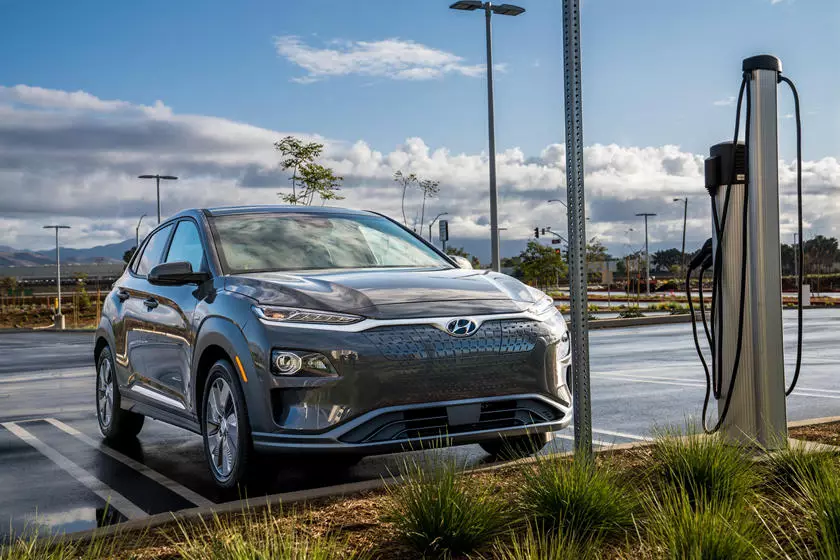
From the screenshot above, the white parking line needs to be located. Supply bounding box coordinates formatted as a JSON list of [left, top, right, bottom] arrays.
[[0, 405, 90, 420], [552, 433, 614, 448], [0, 370, 90, 385], [45, 418, 213, 509], [1, 421, 146, 520], [592, 428, 652, 442], [597, 374, 703, 389]]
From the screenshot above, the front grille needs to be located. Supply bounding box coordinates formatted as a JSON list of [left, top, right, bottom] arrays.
[[339, 398, 562, 444], [364, 319, 540, 361]]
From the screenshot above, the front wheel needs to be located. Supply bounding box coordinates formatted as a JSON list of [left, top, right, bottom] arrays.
[[479, 432, 551, 460], [97, 346, 144, 441], [202, 360, 254, 489]]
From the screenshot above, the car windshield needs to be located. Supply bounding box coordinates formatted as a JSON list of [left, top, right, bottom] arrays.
[[212, 213, 452, 274]]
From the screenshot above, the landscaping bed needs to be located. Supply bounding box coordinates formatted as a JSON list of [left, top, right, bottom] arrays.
[[791, 420, 840, 448], [5, 431, 840, 559]]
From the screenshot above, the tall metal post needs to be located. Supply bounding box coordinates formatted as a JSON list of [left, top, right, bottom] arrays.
[[679, 198, 688, 273], [43, 225, 70, 330], [484, 4, 500, 272], [636, 213, 656, 296], [562, 0, 591, 460], [744, 55, 787, 447], [156, 176, 161, 224]]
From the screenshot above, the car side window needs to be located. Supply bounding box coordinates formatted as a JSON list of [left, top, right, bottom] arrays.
[[135, 224, 174, 277], [165, 220, 206, 272]]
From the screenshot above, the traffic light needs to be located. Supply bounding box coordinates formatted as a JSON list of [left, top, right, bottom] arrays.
[[555, 248, 562, 255], [534, 228, 539, 238]]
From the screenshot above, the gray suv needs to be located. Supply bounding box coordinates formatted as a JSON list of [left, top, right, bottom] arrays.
[[95, 206, 572, 488]]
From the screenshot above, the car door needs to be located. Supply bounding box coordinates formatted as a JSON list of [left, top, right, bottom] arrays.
[[136, 218, 209, 414], [117, 223, 179, 410]]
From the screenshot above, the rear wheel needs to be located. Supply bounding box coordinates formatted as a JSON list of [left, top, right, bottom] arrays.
[[96, 346, 144, 441], [479, 432, 551, 460], [202, 360, 254, 489]]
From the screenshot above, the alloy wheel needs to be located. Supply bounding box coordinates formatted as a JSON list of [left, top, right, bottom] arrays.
[[97, 359, 114, 427], [205, 377, 239, 479]]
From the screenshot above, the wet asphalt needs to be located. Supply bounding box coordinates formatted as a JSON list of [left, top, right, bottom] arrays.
[[1, 309, 839, 538]]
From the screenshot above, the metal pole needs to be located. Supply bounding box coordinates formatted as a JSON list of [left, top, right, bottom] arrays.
[[793, 233, 799, 281], [644, 216, 650, 296], [484, 4, 500, 273], [156, 176, 161, 224], [55, 228, 60, 315], [745, 55, 786, 447], [681, 198, 688, 274], [562, 0, 591, 460]]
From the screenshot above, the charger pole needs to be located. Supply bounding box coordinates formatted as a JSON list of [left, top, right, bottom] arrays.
[[743, 55, 787, 447]]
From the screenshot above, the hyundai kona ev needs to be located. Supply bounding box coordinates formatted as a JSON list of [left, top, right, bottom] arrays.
[[95, 206, 572, 488]]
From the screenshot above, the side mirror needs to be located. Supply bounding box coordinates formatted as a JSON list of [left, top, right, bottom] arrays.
[[450, 255, 473, 270], [148, 262, 210, 286]]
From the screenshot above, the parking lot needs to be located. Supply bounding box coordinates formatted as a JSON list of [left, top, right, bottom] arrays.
[[2, 308, 839, 538]]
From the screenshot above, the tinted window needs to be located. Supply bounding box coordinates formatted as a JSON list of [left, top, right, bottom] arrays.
[[165, 220, 205, 272], [211, 213, 449, 274], [135, 224, 173, 277]]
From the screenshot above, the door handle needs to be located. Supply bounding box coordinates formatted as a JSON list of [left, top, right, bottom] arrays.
[[143, 297, 159, 309], [117, 289, 130, 302]]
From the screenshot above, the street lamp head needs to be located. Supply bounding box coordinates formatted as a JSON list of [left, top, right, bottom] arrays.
[[450, 0, 483, 10], [159, 175, 178, 180], [43, 225, 71, 229], [492, 3, 526, 15], [138, 175, 155, 179]]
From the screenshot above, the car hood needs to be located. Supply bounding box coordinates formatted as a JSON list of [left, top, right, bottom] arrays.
[[224, 268, 539, 319]]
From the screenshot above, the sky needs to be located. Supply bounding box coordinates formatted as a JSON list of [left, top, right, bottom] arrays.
[[0, 0, 838, 261]]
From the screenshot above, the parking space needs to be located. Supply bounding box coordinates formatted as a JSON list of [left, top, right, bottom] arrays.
[[2, 308, 837, 538]]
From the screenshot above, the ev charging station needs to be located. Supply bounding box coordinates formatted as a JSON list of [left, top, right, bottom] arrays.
[[688, 55, 805, 449]]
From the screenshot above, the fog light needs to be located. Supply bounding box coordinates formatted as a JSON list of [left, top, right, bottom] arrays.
[[273, 351, 302, 375]]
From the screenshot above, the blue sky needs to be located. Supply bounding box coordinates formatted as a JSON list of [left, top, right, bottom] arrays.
[[0, 0, 837, 258]]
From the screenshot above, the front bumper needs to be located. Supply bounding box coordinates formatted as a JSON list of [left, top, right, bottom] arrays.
[[241, 314, 572, 452], [252, 393, 571, 453]]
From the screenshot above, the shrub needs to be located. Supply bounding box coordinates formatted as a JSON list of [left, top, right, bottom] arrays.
[[649, 428, 756, 508], [519, 457, 636, 546], [172, 506, 366, 560], [384, 453, 511, 557], [0, 529, 120, 560], [494, 523, 595, 560], [618, 306, 645, 319], [804, 475, 840, 559], [763, 441, 839, 495], [645, 486, 763, 559]]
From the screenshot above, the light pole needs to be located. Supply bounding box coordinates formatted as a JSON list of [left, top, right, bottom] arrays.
[[138, 174, 178, 223], [673, 197, 688, 275], [635, 213, 656, 296], [428, 212, 449, 242], [135, 214, 147, 249], [548, 198, 567, 208], [793, 233, 799, 281], [43, 225, 71, 329], [450, 1, 525, 272]]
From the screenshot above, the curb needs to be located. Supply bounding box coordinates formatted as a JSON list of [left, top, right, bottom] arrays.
[[589, 313, 699, 329], [788, 416, 840, 428]]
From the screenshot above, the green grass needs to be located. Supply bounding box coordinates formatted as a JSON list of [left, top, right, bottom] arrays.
[[0, 530, 122, 560], [493, 523, 596, 560], [763, 441, 839, 495], [383, 453, 511, 557], [649, 429, 756, 508], [171, 506, 365, 560], [804, 476, 840, 560], [645, 486, 763, 560], [518, 457, 637, 546]]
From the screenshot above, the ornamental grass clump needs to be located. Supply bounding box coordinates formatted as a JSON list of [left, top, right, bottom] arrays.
[[804, 475, 840, 559], [494, 523, 596, 560], [384, 453, 511, 558], [763, 441, 839, 495], [649, 428, 756, 508], [172, 506, 366, 560], [519, 456, 637, 547], [645, 486, 763, 560]]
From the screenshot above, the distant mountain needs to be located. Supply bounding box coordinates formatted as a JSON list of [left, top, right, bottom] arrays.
[[0, 239, 134, 266]]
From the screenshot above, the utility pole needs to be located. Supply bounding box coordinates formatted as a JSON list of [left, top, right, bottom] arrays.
[[43, 225, 71, 330], [138, 175, 178, 223], [135, 214, 147, 249], [449, 1, 525, 272], [429, 212, 449, 243], [636, 213, 657, 296], [674, 197, 688, 275]]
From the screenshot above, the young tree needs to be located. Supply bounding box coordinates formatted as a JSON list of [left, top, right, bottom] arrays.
[[393, 170, 418, 226], [275, 136, 334, 205], [417, 179, 440, 234], [299, 163, 344, 206], [651, 248, 683, 271], [445, 246, 471, 258]]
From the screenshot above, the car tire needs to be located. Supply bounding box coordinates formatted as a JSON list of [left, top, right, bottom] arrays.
[[201, 359, 254, 490], [97, 346, 144, 441], [479, 432, 551, 460]]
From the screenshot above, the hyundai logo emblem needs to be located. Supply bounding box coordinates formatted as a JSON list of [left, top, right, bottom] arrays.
[[446, 318, 478, 337]]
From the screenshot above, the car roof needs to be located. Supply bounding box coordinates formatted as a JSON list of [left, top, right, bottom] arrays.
[[170, 205, 377, 220]]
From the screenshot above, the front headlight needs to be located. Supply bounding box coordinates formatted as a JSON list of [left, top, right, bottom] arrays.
[[528, 292, 557, 317], [253, 305, 363, 325]]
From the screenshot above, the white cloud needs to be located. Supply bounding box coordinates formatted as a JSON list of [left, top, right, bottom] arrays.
[[0, 84, 837, 259], [713, 96, 736, 107], [273, 36, 491, 82]]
